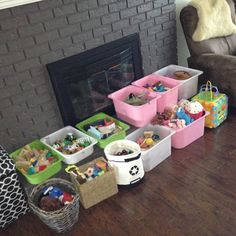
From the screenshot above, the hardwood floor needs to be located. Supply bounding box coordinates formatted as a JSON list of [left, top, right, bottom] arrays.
[[1, 113, 236, 236]]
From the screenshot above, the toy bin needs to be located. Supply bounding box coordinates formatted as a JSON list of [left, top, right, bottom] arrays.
[[10, 140, 63, 185], [40, 126, 97, 164], [108, 85, 160, 127], [76, 112, 129, 149], [104, 140, 144, 186], [155, 64, 203, 100], [125, 125, 175, 172], [69, 157, 118, 209], [132, 74, 180, 113], [170, 111, 209, 149]]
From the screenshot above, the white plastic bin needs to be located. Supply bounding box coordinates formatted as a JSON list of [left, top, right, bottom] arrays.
[[125, 125, 175, 172], [155, 65, 203, 99], [104, 140, 144, 186], [40, 126, 97, 164]]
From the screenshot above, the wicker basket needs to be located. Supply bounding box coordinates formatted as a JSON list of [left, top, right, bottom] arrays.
[[70, 157, 118, 209], [28, 178, 80, 233]]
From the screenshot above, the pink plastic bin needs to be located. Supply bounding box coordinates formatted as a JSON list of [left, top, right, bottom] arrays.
[[108, 85, 160, 127], [171, 111, 209, 149], [132, 74, 181, 113]]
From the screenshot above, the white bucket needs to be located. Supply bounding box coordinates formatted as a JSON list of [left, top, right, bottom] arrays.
[[104, 140, 144, 186]]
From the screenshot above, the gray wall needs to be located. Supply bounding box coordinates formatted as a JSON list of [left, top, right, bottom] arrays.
[[0, 0, 177, 152]]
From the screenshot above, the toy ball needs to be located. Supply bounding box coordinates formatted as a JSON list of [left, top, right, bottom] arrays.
[[152, 134, 159, 141], [146, 138, 154, 146]]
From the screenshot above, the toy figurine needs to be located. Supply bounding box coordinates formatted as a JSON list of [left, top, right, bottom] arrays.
[[124, 92, 148, 106]]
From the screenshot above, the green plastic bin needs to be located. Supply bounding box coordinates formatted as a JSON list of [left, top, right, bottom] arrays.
[[76, 112, 130, 149], [10, 140, 64, 185]]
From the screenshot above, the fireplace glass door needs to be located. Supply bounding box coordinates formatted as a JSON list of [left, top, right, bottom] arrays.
[[47, 33, 143, 125]]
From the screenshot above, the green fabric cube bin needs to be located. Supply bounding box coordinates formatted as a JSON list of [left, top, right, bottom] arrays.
[[76, 112, 130, 149], [10, 140, 63, 184]]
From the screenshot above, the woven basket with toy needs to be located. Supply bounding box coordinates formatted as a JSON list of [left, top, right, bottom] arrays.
[[66, 157, 118, 209], [28, 178, 80, 233]]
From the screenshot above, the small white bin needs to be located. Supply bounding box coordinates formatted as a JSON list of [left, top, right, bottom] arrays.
[[104, 140, 144, 186], [125, 125, 174, 172], [155, 65, 203, 100], [40, 126, 97, 164]]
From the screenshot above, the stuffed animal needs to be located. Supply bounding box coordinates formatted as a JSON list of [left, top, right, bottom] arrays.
[[184, 101, 204, 120], [178, 99, 190, 108], [176, 107, 194, 125], [39, 196, 62, 212], [176, 119, 186, 128], [163, 107, 176, 120]]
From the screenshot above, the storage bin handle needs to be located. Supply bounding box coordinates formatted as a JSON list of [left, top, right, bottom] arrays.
[[124, 153, 141, 162]]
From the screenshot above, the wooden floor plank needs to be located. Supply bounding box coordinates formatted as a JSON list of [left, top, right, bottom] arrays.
[[1, 113, 236, 236]]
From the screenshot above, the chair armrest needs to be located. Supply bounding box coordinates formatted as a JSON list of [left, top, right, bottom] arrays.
[[190, 53, 236, 70]]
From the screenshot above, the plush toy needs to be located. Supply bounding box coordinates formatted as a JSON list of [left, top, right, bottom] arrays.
[[151, 107, 175, 126], [168, 122, 177, 128], [176, 107, 194, 125], [176, 119, 186, 128], [39, 196, 62, 212], [163, 107, 175, 120], [59, 192, 74, 205], [41, 186, 74, 207], [178, 99, 190, 108], [151, 113, 165, 125], [184, 101, 204, 120]]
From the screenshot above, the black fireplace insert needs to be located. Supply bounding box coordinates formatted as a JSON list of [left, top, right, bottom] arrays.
[[47, 33, 143, 126]]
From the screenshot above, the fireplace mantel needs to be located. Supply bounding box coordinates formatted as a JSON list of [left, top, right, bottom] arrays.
[[0, 0, 42, 10]]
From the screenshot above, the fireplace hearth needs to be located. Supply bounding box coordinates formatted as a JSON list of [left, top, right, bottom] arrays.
[[47, 33, 143, 126]]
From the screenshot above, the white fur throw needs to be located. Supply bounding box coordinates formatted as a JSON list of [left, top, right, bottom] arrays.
[[189, 0, 236, 41]]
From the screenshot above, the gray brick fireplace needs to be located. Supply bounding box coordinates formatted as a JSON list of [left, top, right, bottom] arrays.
[[0, 0, 177, 152]]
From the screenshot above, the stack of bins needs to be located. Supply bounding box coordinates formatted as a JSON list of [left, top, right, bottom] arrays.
[[132, 74, 181, 113], [154, 64, 203, 100], [108, 85, 160, 127]]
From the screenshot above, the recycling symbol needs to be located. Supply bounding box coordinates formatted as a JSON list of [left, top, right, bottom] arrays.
[[129, 165, 139, 176]]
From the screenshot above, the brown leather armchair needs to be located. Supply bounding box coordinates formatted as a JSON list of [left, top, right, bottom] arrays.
[[180, 0, 236, 107]]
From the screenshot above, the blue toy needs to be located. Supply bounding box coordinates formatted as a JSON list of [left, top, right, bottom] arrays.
[[88, 126, 103, 139], [43, 186, 63, 198], [176, 107, 194, 125]]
